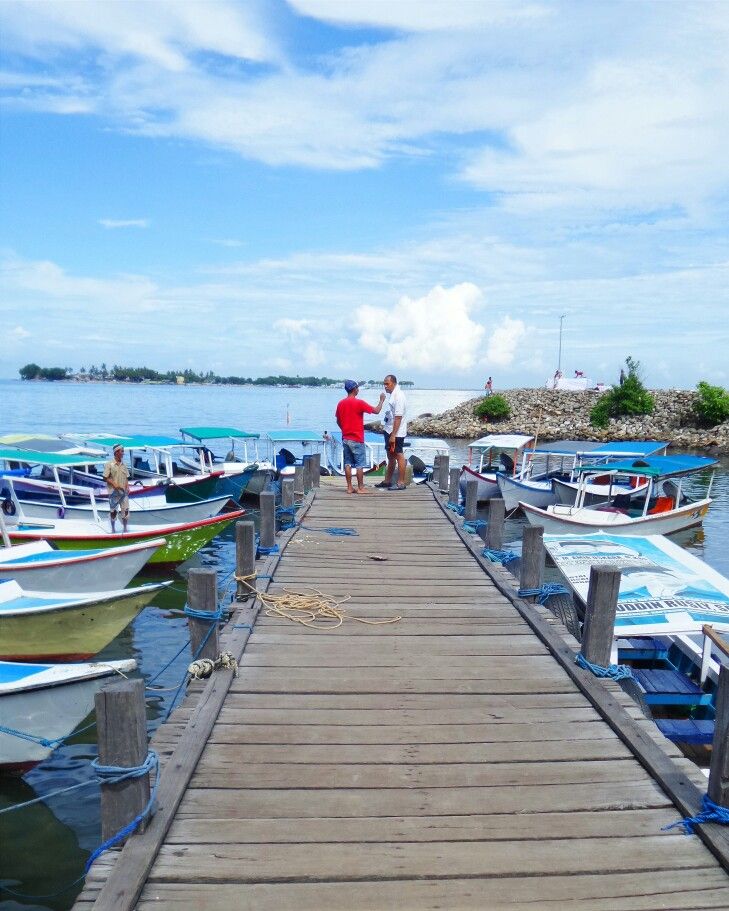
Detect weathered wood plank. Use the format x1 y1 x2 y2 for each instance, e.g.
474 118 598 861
134 871 729 911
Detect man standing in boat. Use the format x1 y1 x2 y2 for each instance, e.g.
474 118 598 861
376 374 408 491
103 443 130 532
335 381 386 494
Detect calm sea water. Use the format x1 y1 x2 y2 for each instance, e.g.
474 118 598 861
0 379 727 910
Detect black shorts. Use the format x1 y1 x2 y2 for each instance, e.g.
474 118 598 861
383 432 405 454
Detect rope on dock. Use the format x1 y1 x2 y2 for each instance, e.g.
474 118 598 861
235 574 401 630
188 652 239 679
663 794 729 835
575 652 634 682
518 583 571 605
463 518 486 534
446 501 464 515
482 547 518 565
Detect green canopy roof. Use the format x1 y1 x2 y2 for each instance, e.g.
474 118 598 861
84 434 183 449
0 447 103 468
180 426 259 441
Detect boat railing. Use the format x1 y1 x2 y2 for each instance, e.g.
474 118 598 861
701 625 729 685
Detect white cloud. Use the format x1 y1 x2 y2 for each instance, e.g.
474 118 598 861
99 218 149 229
355 282 486 371
303 341 325 368
10 325 30 340
486 316 527 367
273 318 312 338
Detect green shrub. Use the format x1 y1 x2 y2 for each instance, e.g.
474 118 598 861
694 381 729 427
474 394 510 421
590 357 654 429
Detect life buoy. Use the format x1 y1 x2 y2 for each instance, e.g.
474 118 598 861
1 498 16 516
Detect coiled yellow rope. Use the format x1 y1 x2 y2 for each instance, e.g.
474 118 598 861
235 574 401 630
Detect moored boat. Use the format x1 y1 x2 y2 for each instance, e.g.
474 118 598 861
459 434 535 502
179 426 276 499
0 578 170 661
0 658 137 773
522 455 717 537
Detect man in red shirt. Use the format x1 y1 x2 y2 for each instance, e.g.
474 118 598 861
335 380 386 493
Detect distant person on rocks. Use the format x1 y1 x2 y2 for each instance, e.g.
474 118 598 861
574 369 584 378
553 369 562 389
103 443 129 533
376 374 408 491
335 380 385 494
619 368 626 386
484 376 493 395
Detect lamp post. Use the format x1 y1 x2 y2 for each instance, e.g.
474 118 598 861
557 314 566 374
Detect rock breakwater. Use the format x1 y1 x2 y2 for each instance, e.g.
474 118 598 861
409 388 729 452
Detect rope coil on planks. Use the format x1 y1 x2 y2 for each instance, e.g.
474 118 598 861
235 574 401 630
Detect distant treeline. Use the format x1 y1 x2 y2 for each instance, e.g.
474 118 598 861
18 363 414 387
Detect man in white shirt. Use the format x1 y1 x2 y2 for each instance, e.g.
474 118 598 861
375 373 408 490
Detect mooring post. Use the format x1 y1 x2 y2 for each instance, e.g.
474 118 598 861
235 520 256 601
187 568 219 661
311 452 321 487
281 476 294 509
448 467 460 506
580 565 621 668
259 490 276 550
302 455 313 494
438 454 450 493
708 664 729 808
485 497 505 550
519 525 545 601
293 465 304 500
95 678 150 843
464 478 478 521
432 455 441 487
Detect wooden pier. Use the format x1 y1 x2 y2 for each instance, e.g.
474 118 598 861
77 480 729 910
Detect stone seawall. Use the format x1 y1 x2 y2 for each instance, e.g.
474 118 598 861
408 389 729 452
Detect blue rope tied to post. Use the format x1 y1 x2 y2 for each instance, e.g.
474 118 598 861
663 794 729 835
575 652 634 681
482 548 518 565
518 583 570 605
463 519 486 535
84 750 159 871
446 501 464 515
182 603 225 622
257 543 280 555
298 524 359 536
277 505 298 530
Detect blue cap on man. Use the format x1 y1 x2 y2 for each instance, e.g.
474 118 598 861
344 380 358 393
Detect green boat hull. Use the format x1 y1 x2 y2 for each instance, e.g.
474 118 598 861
165 475 220 504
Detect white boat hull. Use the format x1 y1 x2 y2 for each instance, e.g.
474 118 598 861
522 498 712 537
15 493 232 526
0 659 136 772
459 466 500 502
497 474 556 512
552 476 649 506
0 538 165 591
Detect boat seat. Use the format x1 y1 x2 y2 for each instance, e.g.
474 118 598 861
632 668 712 706
648 496 674 515
617 637 669 661
655 718 714 745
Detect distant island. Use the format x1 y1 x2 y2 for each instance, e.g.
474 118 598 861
18 363 414 388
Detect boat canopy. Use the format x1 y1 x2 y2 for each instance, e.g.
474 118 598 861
469 434 534 450
524 440 602 456
84 434 183 449
0 447 103 468
586 441 669 457
575 455 717 479
180 426 259 441
265 430 324 444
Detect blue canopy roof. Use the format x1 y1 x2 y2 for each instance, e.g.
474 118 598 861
576 455 717 479
265 430 325 443
180 426 259 441
85 434 184 449
589 441 668 457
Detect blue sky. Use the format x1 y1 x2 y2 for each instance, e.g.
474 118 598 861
1 0 727 388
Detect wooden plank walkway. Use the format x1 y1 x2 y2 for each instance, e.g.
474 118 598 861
79 480 729 910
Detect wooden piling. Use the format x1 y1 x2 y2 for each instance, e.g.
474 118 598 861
259 490 276 550
519 525 544 600
293 465 304 499
235 520 256 601
281 476 294 509
709 665 729 808
310 452 321 487
432 455 441 488
580 564 621 668
485 497 505 550
95 678 150 843
186 568 219 661
448 467 460 505
302 455 313 493
464 478 478 521
438 454 450 492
